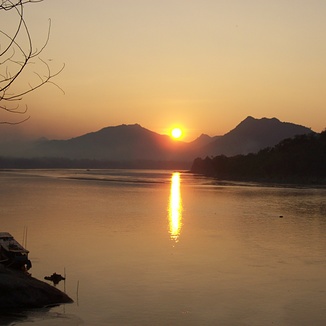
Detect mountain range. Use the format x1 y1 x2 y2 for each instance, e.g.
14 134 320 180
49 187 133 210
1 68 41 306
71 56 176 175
0 116 313 167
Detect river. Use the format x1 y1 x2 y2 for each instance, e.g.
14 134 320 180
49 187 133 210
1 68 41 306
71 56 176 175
0 169 325 325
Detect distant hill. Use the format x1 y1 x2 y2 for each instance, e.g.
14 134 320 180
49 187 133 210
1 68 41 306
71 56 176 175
189 133 220 149
0 117 314 168
191 130 326 184
201 116 313 157
31 124 187 161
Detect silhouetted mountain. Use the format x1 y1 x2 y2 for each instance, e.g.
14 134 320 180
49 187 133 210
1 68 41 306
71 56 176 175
31 124 189 161
191 130 326 184
189 134 220 148
0 117 314 168
202 116 313 157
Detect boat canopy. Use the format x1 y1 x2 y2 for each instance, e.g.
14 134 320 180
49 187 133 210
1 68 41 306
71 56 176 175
0 232 14 240
0 232 29 254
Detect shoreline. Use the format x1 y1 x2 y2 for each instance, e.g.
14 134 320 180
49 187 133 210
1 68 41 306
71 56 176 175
0 265 73 309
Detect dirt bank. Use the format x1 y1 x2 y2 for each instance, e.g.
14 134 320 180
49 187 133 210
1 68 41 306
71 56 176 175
0 264 73 308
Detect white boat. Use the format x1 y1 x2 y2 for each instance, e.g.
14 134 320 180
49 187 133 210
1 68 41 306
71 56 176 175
0 232 32 271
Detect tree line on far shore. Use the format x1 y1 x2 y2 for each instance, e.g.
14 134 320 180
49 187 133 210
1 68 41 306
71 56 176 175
191 130 326 184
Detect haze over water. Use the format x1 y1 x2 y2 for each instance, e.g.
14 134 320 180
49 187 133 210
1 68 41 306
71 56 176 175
0 169 326 325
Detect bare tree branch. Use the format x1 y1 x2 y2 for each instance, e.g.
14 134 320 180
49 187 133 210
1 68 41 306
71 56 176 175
0 0 64 124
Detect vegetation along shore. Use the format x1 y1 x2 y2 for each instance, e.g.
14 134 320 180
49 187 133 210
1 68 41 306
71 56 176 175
191 130 326 185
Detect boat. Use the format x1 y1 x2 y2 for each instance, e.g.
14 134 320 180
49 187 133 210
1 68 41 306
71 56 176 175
0 232 32 271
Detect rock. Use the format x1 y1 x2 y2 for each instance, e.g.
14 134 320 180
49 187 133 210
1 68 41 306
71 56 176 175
0 265 73 308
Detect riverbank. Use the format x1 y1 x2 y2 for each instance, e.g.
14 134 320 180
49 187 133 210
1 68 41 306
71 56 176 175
0 264 73 309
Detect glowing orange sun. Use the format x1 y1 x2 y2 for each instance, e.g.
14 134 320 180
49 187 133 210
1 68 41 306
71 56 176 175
171 127 183 139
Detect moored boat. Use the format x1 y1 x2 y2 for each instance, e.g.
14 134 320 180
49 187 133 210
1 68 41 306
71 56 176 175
0 232 32 271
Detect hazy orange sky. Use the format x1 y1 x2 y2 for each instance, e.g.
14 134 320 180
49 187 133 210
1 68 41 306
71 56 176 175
1 0 326 142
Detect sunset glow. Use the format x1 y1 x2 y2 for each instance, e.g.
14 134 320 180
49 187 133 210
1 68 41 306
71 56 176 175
1 2 326 141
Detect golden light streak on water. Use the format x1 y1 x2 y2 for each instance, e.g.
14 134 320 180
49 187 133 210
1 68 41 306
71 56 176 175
168 172 183 242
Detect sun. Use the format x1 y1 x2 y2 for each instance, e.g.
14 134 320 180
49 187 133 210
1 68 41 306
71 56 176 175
171 127 183 139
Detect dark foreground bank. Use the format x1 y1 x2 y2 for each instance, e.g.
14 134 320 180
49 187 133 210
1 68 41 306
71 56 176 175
0 264 73 309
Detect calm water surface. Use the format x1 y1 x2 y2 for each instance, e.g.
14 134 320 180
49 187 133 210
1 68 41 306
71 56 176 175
0 169 326 326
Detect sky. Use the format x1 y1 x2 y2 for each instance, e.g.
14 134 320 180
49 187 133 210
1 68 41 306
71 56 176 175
1 0 326 142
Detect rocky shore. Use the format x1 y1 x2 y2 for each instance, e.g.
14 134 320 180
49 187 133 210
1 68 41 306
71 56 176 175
0 264 73 309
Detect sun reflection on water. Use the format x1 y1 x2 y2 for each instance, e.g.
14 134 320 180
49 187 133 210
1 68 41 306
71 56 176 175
168 172 183 242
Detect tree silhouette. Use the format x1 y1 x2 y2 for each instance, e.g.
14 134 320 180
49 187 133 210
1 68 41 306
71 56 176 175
191 130 326 184
0 0 64 124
